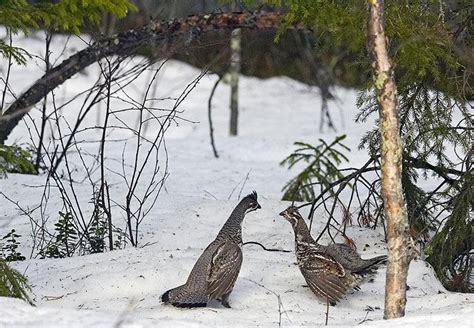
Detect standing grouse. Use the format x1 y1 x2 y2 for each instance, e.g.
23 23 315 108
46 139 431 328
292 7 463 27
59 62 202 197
279 206 387 305
161 192 261 308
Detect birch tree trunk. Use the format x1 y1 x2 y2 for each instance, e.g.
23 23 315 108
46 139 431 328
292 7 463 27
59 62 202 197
366 0 414 319
229 28 241 136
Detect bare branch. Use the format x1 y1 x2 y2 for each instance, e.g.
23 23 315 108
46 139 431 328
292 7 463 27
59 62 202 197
0 11 293 143
208 74 223 158
243 241 291 253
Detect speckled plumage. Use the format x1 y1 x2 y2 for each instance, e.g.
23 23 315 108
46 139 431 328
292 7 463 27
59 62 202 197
161 192 260 308
279 206 387 304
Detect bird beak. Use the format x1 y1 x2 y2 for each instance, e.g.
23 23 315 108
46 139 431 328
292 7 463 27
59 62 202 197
279 211 285 216
257 204 262 209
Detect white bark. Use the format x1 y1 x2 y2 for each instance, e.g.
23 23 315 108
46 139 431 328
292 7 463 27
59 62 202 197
229 28 241 136
366 0 414 319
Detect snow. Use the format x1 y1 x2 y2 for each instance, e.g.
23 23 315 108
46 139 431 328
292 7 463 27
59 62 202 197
1 32 473 327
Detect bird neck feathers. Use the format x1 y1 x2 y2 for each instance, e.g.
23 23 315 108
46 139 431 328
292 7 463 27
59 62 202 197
293 218 315 244
216 202 248 244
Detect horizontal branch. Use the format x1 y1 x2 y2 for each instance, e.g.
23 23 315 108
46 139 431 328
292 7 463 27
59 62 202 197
407 156 464 186
0 11 292 143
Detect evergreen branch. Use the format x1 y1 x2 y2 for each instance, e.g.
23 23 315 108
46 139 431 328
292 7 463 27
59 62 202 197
0 257 32 304
407 156 464 186
281 135 350 201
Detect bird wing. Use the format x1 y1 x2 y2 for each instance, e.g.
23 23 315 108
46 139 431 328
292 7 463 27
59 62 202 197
324 243 363 270
207 241 243 299
326 243 387 273
300 252 348 304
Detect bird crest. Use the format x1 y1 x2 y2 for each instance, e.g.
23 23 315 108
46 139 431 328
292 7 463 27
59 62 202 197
246 190 258 201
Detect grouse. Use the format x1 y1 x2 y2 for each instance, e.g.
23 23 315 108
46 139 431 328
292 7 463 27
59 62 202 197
161 191 261 308
279 206 387 305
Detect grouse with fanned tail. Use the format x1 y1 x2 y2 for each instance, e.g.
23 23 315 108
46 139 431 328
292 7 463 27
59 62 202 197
279 206 387 305
161 192 261 308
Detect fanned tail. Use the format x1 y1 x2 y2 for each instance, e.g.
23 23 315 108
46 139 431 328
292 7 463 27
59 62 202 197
357 255 388 275
346 255 387 289
161 285 208 308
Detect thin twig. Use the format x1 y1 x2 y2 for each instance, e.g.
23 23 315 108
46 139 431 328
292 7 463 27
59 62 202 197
325 298 330 326
35 30 53 172
357 310 372 325
243 241 291 253
228 171 251 200
0 28 13 111
242 277 291 326
208 74 223 158
237 171 251 200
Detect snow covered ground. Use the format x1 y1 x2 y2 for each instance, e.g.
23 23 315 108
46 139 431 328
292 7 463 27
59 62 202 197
1 33 473 327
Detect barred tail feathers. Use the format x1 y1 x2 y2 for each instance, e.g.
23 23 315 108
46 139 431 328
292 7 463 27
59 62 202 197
161 284 208 308
356 255 388 275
